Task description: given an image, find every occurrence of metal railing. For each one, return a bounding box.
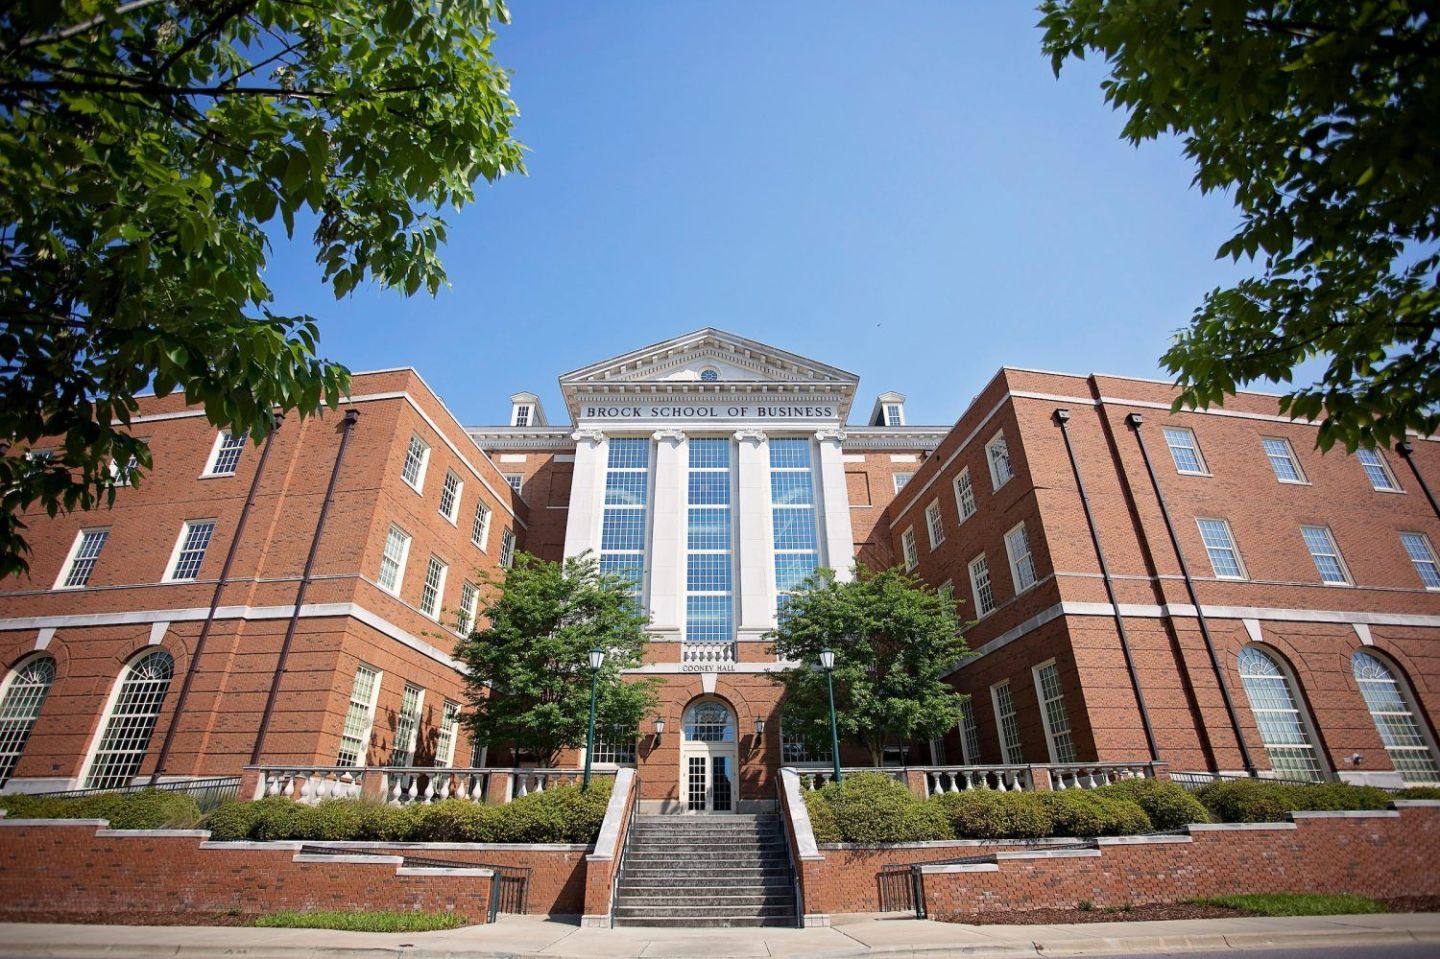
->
[400,853,530,922]
[1169,770,1332,791]
[774,773,805,928]
[33,776,241,811]
[609,772,642,928]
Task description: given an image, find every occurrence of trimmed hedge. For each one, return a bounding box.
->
[1042,789,1150,837]
[1195,780,1394,823]
[1100,778,1210,829]
[203,777,613,843]
[806,772,946,843]
[1395,786,1440,800]
[0,789,201,829]
[932,789,1053,839]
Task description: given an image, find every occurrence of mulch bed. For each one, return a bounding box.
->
[934,895,1440,925]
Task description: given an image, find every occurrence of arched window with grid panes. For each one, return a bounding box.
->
[0,655,57,786]
[83,650,174,789]
[1352,650,1440,785]
[1237,645,1326,781]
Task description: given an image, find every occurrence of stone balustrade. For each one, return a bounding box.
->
[1046,761,1158,789]
[380,768,490,805]
[254,766,365,804]
[794,767,904,790]
[248,766,589,806]
[681,641,736,666]
[924,765,1034,793]
[786,761,1165,797]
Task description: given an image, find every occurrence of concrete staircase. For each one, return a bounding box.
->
[612,814,798,927]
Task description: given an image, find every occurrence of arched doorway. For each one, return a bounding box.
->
[680,698,737,813]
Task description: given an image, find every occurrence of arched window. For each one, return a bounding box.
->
[0,655,57,786]
[699,369,720,382]
[84,650,174,789]
[1352,651,1440,785]
[683,700,735,742]
[1238,645,1325,781]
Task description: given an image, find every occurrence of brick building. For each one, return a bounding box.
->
[2,331,1438,808]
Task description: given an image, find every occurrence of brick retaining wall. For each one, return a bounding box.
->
[0,820,589,919]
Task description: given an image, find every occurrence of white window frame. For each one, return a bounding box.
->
[438,470,463,525]
[504,473,523,495]
[512,404,532,427]
[457,581,479,635]
[1196,517,1247,580]
[893,472,913,494]
[499,528,516,567]
[335,663,382,768]
[1162,426,1209,476]
[968,553,995,617]
[1004,521,1037,595]
[390,683,425,766]
[163,519,216,582]
[471,501,493,551]
[378,525,412,596]
[953,467,976,523]
[1237,644,1327,781]
[400,434,431,493]
[434,700,462,767]
[1351,650,1440,785]
[884,403,905,427]
[0,653,58,787]
[54,527,110,590]
[1401,531,1440,590]
[108,452,139,487]
[201,429,246,478]
[924,500,945,550]
[1300,525,1351,585]
[901,526,918,571]
[985,431,1013,491]
[957,700,980,765]
[990,680,1024,764]
[1261,436,1307,484]
[1355,448,1401,492]
[78,649,175,790]
[1032,659,1079,764]
[419,555,448,619]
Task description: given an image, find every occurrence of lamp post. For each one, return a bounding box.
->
[820,647,842,785]
[583,646,605,790]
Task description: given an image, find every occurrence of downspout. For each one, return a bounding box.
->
[1052,409,1160,762]
[250,409,359,764]
[151,420,281,784]
[1395,442,1440,521]
[1125,412,1256,776]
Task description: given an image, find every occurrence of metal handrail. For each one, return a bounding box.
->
[33,776,241,811]
[774,774,805,928]
[608,772,641,928]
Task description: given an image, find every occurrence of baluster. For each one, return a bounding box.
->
[995,770,1009,792]
[422,776,436,804]
[266,772,281,798]
[1083,767,1098,789]
[516,774,529,797]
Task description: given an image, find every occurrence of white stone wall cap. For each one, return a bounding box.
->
[1187,821,1298,832]
[994,848,1102,860]
[291,852,405,865]
[290,840,589,852]
[819,836,1091,850]
[1289,809,1400,819]
[0,818,110,827]
[591,767,635,861]
[394,866,495,877]
[921,862,1002,874]
[200,840,306,850]
[779,767,823,860]
[1391,799,1440,808]
[95,829,212,838]
[1094,833,1195,846]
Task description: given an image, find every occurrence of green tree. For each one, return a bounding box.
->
[0,0,525,577]
[769,567,969,766]
[1039,1,1438,451]
[457,553,658,767]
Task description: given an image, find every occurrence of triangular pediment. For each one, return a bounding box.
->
[558,329,858,387]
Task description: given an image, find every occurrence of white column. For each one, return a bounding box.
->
[816,429,856,582]
[735,429,772,644]
[563,429,607,560]
[646,429,686,644]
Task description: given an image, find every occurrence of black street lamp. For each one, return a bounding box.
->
[820,647,842,785]
[583,646,605,790]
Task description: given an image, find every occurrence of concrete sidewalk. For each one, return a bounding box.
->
[2,911,1438,959]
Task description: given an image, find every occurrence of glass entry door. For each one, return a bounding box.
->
[681,698,737,813]
[685,753,735,812]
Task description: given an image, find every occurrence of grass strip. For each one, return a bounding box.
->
[1190,893,1387,917]
[251,910,469,932]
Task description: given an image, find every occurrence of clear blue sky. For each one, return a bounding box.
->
[261,2,1260,428]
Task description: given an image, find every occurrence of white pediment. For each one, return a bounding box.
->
[558,328,858,387]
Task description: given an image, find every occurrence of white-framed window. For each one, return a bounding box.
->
[82,650,174,789]
[689,437,736,645]
[335,663,381,767]
[991,680,1024,764]
[108,453,139,487]
[1300,525,1350,585]
[957,700,981,765]
[1237,645,1325,781]
[1004,522,1037,594]
[968,553,995,617]
[1262,437,1306,484]
[499,528,516,567]
[1033,660,1078,763]
[893,472,913,494]
[457,581,479,635]
[400,434,430,491]
[1196,518,1245,579]
[434,700,462,767]
[378,525,411,595]
[937,580,954,603]
[901,526,918,571]
[0,654,57,787]
[1162,427,1208,475]
[985,431,1013,490]
[390,683,424,766]
[202,430,246,477]
[884,403,905,426]
[781,722,832,765]
[471,501,492,550]
[953,467,976,523]
[1352,651,1440,785]
[55,528,109,589]
[925,500,945,549]
[438,470,463,524]
[504,473,523,494]
[1401,532,1440,589]
[589,724,638,765]
[1355,448,1400,491]
[420,555,448,619]
[165,519,215,582]
[513,404,532,427]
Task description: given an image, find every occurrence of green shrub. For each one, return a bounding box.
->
[252,909,469,931]
[0,789,200,829]
[1396,786,1440,800]
[1289,783,1392,811]
[410,800,500,842]
[203,800,262,841]
[811,772,951,843]
[1097,779,1209,829]
[802,788,841,843]
[931,790,1053,840]
[1042,790,1151,837]
[1197,779,1395,823]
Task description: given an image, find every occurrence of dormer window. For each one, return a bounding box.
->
[514,404,531,427]
[884,403,904,426]
[700,369,720,382]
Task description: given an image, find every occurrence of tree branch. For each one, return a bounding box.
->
[4,0,171,54]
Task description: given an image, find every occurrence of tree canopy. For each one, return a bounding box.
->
[768,567,969,766]
[1040,1,1439,452]
[456,553,658,767]
[0,0,524,577]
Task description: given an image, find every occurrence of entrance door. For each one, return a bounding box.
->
[680,699,737,813]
